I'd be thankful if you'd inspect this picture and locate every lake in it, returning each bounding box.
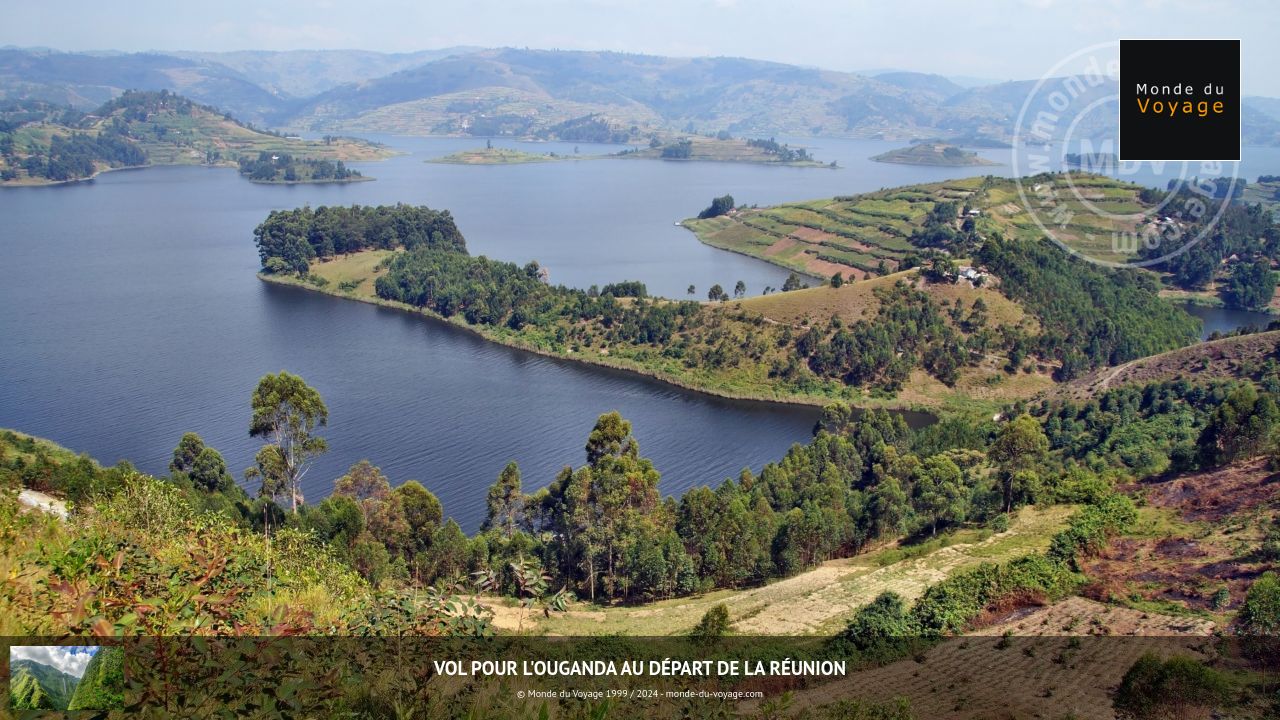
[1,135,1275,529]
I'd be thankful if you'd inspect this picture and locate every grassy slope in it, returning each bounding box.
[1052,329,1280,402]
[738,269,1055,412]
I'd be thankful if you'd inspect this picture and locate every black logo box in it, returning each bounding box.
[1119,39,1240,162]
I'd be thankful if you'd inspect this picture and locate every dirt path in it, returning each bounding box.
[18,488,68,519]
[528,506,1072,636]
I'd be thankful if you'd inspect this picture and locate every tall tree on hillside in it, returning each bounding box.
[913,455,966,536]
[989,414,1049,512]
[544,412,664,601]
[483,461,524,537]
[247,371,328,512]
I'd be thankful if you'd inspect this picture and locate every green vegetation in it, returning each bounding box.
[237,151,367,183]
[1138,185,1280,309]
[67,647,125,711]
[698,193,735,219]
[618,134,831,166]
[9,659,79,710]
[0,90,390,185]
[1113,654,1235,720]
[978,235,1201,378]
[253,204,466,274]
[871,143,997,167]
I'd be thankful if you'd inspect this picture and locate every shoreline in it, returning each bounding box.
[258,271,938,418]
[245,174,376,185]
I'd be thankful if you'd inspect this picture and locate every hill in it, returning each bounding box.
[171,48,481,99]
[66,647,124,711]
[1053,329,1280,402]
[0,48,287,125]
[682,174,1154,278]
[9,659,79,710]
[0,90,391,185]
[5,47,1280,145]
[871,142,998,166]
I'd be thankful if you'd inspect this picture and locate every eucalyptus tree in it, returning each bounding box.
[246,371,328,512]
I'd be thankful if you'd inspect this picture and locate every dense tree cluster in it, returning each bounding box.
[238,151,361,183]
[698,194,735,219]
[4,129,146,182]
[254,204,467,273]
[797,282,975,389]
[746,137,813,162]
[376,247,696,343]
[1137,189,1280,308]
[539,114,634,144]
[978,236,1202,379]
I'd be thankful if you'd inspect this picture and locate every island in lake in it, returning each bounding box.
[238,151,371,183]
[427,146,569,164]
[871,142,998,166]
[618,135,834,167]
[427,135,836,167]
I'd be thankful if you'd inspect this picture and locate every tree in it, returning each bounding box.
[169,432,205,475]
[1197,384,1280,467]
[707,284,727,302]
[483,461,524,537]
[989,415,1049,512]
[247,371,328,512]
[830,272,844,288]
[913,455,966,535]
[335,459,391,502]
[687,284,696,296]
[868,475,911,539]
[1223,258,1276,310]
[396,480,443,551]
[782,272,806,292]
[1236,571,1280,667]
[586,411,634,465]
[334,460,411,557]
[544,412,663,601]
[1236,571,1280,639]
[190,447,233,492]
[475,554,568,633]
[733,280,746,298]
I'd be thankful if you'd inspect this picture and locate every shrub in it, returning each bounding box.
[690,603,731,644]
[1114,654,1233,719]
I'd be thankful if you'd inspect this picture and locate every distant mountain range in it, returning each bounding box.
[2,46,1278,146]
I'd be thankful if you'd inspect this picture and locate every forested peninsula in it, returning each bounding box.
[253,191,1203,414]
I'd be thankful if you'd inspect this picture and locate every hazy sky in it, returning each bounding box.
[5,0,1278,94]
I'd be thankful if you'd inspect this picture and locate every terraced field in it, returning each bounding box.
[683,174,1152,277]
